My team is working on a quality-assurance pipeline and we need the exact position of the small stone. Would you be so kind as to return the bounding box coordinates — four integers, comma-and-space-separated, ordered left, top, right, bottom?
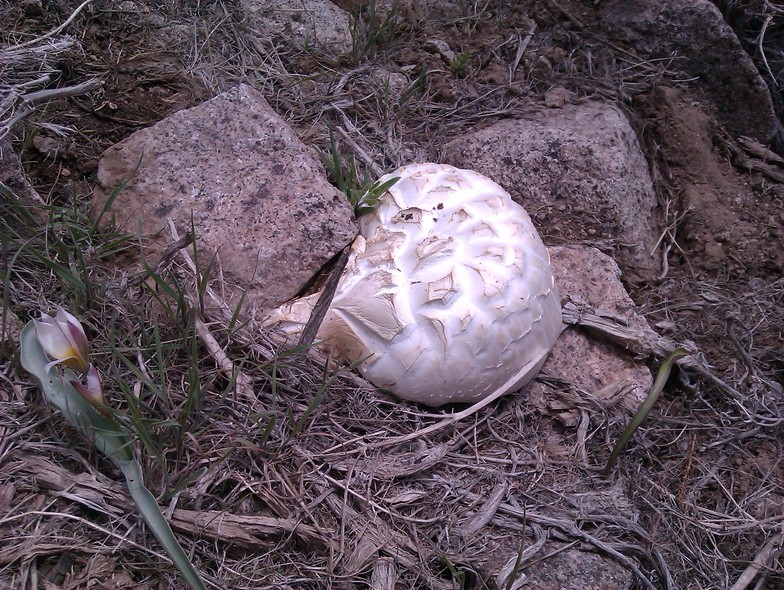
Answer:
241, 0, 352, 53
544, 86, 570, 108
423, 38, 455, 64
32, 135, 63, 157
514, 546, 633, 590
369, 68, 409, 104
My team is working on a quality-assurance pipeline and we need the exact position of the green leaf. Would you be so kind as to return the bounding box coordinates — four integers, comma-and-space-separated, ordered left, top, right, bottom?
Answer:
121, 459, 207, 590
354, 176, 399, 216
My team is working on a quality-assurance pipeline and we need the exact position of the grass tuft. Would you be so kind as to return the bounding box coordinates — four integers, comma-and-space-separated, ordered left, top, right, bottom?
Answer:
320, 125, 399, 216
349, 0, 399, 61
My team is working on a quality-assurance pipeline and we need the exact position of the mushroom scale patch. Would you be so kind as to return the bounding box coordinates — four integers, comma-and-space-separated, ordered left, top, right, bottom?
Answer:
272, 163, 562, 406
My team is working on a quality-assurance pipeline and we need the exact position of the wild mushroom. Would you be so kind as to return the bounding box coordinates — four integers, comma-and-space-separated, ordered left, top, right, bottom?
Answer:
269, 163, 562, 406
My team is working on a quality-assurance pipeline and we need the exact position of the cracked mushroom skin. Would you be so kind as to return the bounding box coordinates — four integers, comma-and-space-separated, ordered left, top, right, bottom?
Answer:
311, 163, 562, 406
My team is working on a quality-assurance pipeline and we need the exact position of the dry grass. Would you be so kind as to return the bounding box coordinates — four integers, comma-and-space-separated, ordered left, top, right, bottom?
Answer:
1, 1, 783, 589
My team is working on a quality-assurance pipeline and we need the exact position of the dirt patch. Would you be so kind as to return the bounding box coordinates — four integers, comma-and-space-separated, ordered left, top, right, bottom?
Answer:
630, 84, 784, 390
637, 85, 784, 278
6, 1, 205, 195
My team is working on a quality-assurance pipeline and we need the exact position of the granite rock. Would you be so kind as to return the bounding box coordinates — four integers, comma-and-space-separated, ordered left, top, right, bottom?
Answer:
94, 84, 357, 316
531, 245, 655, 417
443, 101, 660, 278
600, 0, 778, 143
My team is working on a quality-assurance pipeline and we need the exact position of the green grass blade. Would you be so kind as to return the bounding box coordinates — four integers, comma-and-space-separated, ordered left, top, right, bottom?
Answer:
603, 348, 689, 476
67, 223, 93, 308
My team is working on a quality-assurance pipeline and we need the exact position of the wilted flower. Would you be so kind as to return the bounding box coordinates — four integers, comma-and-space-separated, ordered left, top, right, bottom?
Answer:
34, 307, 90, 374
70, 364, 106, 407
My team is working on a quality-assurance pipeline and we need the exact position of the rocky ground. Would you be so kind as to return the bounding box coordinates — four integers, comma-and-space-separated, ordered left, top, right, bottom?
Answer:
1, 1, 783, 589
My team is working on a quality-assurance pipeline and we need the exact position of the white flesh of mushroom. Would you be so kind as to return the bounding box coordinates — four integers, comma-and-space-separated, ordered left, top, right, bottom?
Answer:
269, 163, 562, 406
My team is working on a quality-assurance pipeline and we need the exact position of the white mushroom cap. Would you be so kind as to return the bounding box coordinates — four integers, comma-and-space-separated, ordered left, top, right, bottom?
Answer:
312, 163, 562, 406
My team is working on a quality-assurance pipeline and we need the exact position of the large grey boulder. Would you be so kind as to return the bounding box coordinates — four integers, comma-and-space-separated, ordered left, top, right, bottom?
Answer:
443, 101, 660, 277
94, 84, 357, 315
600, 0, 778, 144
